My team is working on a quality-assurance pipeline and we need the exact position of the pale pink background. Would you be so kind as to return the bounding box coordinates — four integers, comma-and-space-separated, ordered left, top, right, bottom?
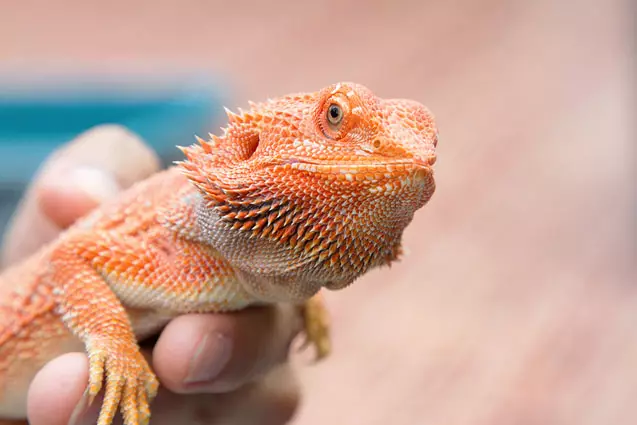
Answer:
1, 0, 634, 424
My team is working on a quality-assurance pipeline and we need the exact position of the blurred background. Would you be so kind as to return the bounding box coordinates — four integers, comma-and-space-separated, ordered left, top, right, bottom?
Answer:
1, 0, 634, 424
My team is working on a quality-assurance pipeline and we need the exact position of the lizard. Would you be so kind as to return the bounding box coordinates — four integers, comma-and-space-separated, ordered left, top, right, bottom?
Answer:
0, 82, 438, 425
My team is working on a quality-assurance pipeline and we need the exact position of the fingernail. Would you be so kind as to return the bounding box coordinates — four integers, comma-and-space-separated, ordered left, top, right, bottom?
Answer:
69, 166, 121, 203
68, 392, 89, 425
184, 332, 232, 386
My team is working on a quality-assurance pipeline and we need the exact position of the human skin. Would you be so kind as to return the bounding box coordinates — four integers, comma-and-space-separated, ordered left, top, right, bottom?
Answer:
0, 125, 301, 425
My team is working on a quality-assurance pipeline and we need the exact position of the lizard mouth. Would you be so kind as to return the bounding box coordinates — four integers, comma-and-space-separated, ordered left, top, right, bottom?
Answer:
280, 157, 435, 176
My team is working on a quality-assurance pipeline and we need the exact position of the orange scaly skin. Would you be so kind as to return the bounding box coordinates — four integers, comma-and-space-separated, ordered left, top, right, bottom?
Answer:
0, 82, 438, 425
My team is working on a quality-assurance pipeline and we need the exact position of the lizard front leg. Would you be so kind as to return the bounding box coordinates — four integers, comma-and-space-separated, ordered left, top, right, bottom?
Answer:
47, 231, 253, 425
48, 244, 158, 425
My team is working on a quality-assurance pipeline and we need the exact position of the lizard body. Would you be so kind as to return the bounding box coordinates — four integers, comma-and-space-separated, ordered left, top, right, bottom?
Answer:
0, 82, 438, 424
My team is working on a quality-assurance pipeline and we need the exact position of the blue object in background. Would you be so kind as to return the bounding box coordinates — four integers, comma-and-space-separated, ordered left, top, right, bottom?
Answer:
0, 75, 229, 235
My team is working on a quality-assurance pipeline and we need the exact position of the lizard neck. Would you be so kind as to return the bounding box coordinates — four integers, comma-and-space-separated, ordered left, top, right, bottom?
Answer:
192, 195, 326, 302
160, 188, 325, 303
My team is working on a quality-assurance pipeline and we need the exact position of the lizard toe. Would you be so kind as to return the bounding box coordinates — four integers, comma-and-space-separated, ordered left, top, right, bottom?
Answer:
86, 347, 107, 405
301, 293, 332, 361
137, 380, 151, 425
86, 340, 159, 425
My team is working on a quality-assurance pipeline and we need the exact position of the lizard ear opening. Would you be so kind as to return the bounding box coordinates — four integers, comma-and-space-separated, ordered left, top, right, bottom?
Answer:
225, 122, 261, 162
243, 131, 260, 160
221, 107, 262, 162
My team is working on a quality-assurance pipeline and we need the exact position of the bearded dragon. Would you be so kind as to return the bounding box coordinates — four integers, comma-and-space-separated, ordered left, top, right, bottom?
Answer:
0, 82, 438, 425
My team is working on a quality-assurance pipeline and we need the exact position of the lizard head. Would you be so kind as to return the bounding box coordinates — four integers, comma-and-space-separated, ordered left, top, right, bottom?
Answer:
180, 82, 438, 302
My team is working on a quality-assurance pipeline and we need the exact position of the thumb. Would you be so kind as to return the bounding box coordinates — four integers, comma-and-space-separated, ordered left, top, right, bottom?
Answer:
0, 125, 160, 268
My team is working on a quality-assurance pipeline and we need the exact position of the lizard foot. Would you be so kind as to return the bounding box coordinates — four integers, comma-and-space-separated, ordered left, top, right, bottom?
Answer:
300, 292, 331, 361
85, 339, 159, 425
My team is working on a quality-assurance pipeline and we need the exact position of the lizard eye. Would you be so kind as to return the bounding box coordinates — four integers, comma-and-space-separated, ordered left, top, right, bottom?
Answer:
315, 92, 351, 140
326, 104, 343, 129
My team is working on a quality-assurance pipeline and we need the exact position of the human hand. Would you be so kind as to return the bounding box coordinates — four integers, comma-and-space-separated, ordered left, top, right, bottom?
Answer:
1, 125, 301, 425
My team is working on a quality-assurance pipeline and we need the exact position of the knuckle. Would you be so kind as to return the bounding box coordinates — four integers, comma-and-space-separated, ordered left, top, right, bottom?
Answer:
75, 124, 143, 148
267, 388, 301, 425
259, 363, 302, 425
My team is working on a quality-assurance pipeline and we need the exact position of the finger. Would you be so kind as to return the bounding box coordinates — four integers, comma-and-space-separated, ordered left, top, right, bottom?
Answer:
134, 363, 300, 425
152, 305, 303, 394
26, 353, 89, 425
1, 125, 160, 267
26, 357, 300, 425
215, 363, 301, 425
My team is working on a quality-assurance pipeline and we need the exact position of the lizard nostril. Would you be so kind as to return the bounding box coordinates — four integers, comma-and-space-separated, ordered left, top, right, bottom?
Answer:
373, 139, 382, 149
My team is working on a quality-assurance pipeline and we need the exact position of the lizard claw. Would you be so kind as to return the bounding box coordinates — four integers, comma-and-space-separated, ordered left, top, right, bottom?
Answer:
86, 339, 159, 425
300, 293, 331, 361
